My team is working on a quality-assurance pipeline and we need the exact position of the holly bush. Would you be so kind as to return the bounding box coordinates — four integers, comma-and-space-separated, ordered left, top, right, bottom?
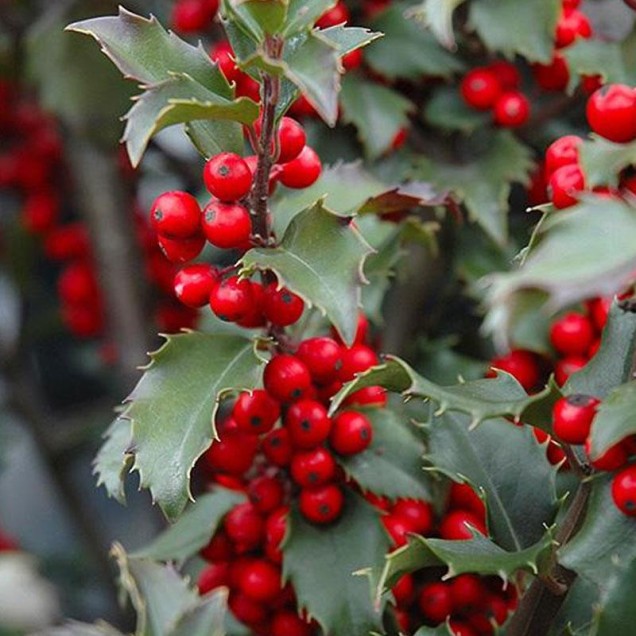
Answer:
10, 0, 636, 635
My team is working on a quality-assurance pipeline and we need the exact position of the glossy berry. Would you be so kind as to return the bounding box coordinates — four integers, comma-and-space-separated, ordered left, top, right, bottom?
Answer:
552, 394, 600, 444
275, 117, 307, 163
449, 620, 479, 636
545, 135, 582, 177
157, 233, 205, 264
285, 399, 332, 449
330, 410, 373, 455
233, 390, 280, 435
493, 91, 530, 127
555, 8, 592, 49
58, 262, 99, 304
151, 191, 201, 238
450, 574, 485, 613
202, 199, 252, 249
224, 502, 265, 550
460, 68, 502, 110
171, 0, 216, 33
439, 509, 487, 540
279, 146, 322, 189
261, 427, 294, 467
197, 562, 229, 594
296, 336, 343, 383
548, 164, 585, 209
173, 264, 218, 308
338, 344, 379, 382
239, 559, 281, 602
200, 530, 234, 562
343, 385, 387, 408
316, 1, 350, 28
271, 611, 312, 636
584, 438, 628, 472
488, 60, 521, 90
209, 41, 240, 83
554, 356, 588, 387
586, 84, 636, 143
228, 592, 267, 626
299, 484, 344, 524
612, 465, 636, 515
265, 506, 288, 563
203, 428, 258, 475
532, 54, 569, 92
550, 312, 595, 356
382, 514, 410, 547
448, 482, 486, 518
235, 280, 266, 329
418, 582, 453, 624
209, 276, 255, 322
264, 355, 313, 403
487, 349, 542, 392
291, 447, 337, 487
203, 152, 252, 201
392, 499, 434, 535
247, 475, 285, 513
262, 283, 305, 326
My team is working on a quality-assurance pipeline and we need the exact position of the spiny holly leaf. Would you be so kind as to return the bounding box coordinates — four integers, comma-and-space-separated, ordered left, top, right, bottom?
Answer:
319, 24, 384, 56
565, 302, 636, 400
413, 627, 452, 636
329, 356, 559, 429
485, 198, 636, 316
377, 530, 554, 594
124, 74, 259, 166
426, 412, 559, 551
284, 491, 390, 636
125, 333, 264, 521
579, 136, 636, 189
424, 86, 490, 133
66, 8, 229, 93
408, 0, 468, 49
185, 119, 245, 159
282, 0, 336, 36
340, 74, 414, 159
41, 622, 125, 636
235, 0, 289, 35
94, 415, 133, 505
132, 488, 246, 561
336, 407, 433, 502
365, 4, 463, 80
550, 577, 599, 636
468, 0, 561, 63
414, 131, 533, 245
170, 590, 227, 636
240, 201, 373, 345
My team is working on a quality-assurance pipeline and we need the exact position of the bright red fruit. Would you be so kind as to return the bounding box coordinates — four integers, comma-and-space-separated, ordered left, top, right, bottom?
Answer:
157, 233, 205, 264
279, 146, 322, 189
439, 509, 487, 540
493, 91, 530, 127
239, 559, 282, 602
449, 620, 479, 636
555, 8, 592, 48
261, 427, 294, 467
173, 264, 218, 308
233, 389, 280, 435
151, 191, 201, 238
265, 506, 288, 563
338, 344, 379, 382
296, 336, 343, 383
291, 447, 337, 487
584, 438, 628, 472
299, 484, 344, 524
552, 394, 600, 444
460, 68, 502, 110
343, 385, 387, 408
554, 356, 588, 387
488, 60, 520, 90
202, 199, 252, 249
209, 276, 255, 322
612, 465, 636, 516
271, 611, 312, 636
448, 482, 486, 519
224, 502, 265, 550
532, 54, 570, 92
450, 574, 485, 613
418, 582, 453, 624
392, 574, 415, 605
550, 312, 595, 356
203, 152, 253, 201
264, 355, 313, 403
586, 84, 636, 143
392, 499, 434, 534
316, 1, 350, 28
487, 349, 542, 392
285, 399, 332, 449
382, 514, 410, 547
171, 0, 216, 33
330, 411, 373, 455
209, 41, 240, 83
200, 531, 233, 562
228, 592, 267, 626
263, 283, 305, 326
197, 562, 229, 594
203, 428, 258, 475
548, 164, 585, 209
545, 135, 582, 176
58, 262, 99, 304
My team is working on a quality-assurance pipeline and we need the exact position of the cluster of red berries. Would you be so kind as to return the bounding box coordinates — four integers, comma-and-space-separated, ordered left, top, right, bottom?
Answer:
170, 0, 219, 34
459, 61, 530, 128
531, 0, 594, 93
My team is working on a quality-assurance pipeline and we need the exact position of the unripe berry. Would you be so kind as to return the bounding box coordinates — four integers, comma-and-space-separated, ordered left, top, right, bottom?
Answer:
151, 191, 201, 238
203, 152, 253, 201
552, 394, 600, 444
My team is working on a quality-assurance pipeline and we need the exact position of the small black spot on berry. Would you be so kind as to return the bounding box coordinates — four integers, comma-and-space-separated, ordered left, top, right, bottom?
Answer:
251, 416, 262, 427
300, 419, 311, 431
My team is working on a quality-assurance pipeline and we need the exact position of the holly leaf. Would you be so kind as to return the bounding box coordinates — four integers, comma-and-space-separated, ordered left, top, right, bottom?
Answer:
170, 590, 227, 636
423, 86, 490, 133
468, 0, 561, 63
124, 74, 259, 166
486, 198, 636, 319
284, 491, 390, 636
425, 412, 559, 551
94, 415, 133, 505
41, 622, 125, 636
365, 4, 463, 80
340, 74, 414, 159
240, 201, 374, 345
414, 627, 453, 636
235, 0, 289, 35
407, 0, 468, 50
124, 333, 264, 521
329, 356, 559, 429
133, 488, 246, 561
185, 119, 245, 159
579, 136, 636, 189
414, 131, 533, 245
318, 24, 384, 56
282, 0, 336, 36
336, 407, 433, 502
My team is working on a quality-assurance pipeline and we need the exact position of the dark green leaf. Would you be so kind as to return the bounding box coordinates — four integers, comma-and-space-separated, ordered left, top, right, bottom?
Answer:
407, 0, 468, 49
579, 136, 636, 189
125, 333, 264, 521
94, 415, 133, 505
340, 74, 414, 159
170, 590, 227, 636
414, 131, 533, 245
318, 24, 383, 56
423, 86, 490, 133
185, 120, 245, 158
590, 556, 636, 636
366, 4, 463, 80
413, 626, 452, 636
468, 0, 561, 63
337, 407, 433, 501
132, 488, 246, 561
240, 201, 373, 345
283, 0, 336, 36
284, 491, 390, 636
237, 0, 288, 35
39, 622, 125, 636
549, 577, 598, 636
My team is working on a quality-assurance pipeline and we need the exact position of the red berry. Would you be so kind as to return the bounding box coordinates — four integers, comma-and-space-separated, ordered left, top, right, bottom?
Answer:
279, 146, 322, 189
235, 74, 261, 102
450, 574, 486, 613
342, 48, 364, 71
555, 356, 588, 386
316, 1, 350, 28
487, 349, 542, 392
203, 152, 253, 201
450, 619, 479, 636
343, 385, 387, 408
439, 509, 487, 540
202, 199, 252, 249
299, 484, 344, 524
612, 465, 636, 515
548, 164, 585, 209
418, 582, 453, 624
22, 190, 60, 234
261, 427, 294, 467
586, 84, 636, 143
291, 447, 337, 487
584, 438, 628, 472
460, 68, 502, 111
197, 562, 229, 594
44, 223, 91, 261
392, 499, 434, 535
555, 7, 592, 48
330, 411, 373, 455
382, 514, 410, 547
285, 399, 332, 449
236, 280, 266, 328
58, 262, 99, 304
392, 574, 415, 605
173, 264, 218, 308
248, 475, 285, 513
484, 594, 509, 625
263, 283, 305, 326
224, 502, 265, 550
545, 135, 582, 177
338, 344, 379, 382
532, 54, 570, 92
209, 276, 255, 322
233, 390, 280, 435
550, 312, 595, 357
493, 91, 530, 127
200, 530, 234, 562
239, 559, 282, 602
171, 0, 215, 33
228, 592, 268, 626
488, 60, 521, 90
296, 336, 343, 383
157, 233, 205, 264
151, 191, 201, 238
552, 394, 600, 444
265, 506, 288, 563
209, 41, 240, 83
586, 296, 612, 331
264, 355, 313, 403
203, 428, 258, 475
271, 611, 312, 636
257, 116, 306, 164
